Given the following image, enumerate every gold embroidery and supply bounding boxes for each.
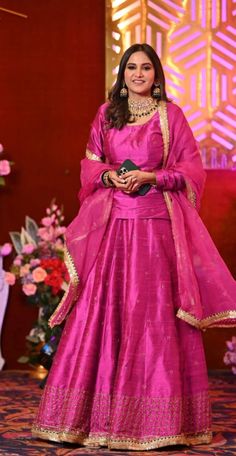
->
[48,245,79,328]
[185,179,197,207]
[157,101,174,234]
[201,310,236,328]
[177,308,236,330]
[157,100,169,167]
[163,192,172,215]
[177,309,201,329]
[32,387,211,449]
[86,148,102,162]
[32,427,212,450]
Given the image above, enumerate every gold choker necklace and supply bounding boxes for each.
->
[128,97,158,121]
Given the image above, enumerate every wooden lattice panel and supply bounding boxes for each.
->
[106,0,236,168]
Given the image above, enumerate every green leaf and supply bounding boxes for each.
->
[0,176,5,186]
[17,356,29,363]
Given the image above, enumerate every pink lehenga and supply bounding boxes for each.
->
[32,101,236,451]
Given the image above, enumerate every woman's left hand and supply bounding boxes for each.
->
[122,170,156,193]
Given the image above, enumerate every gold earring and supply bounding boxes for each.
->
[120,82,128,98]
[152,82,161,99]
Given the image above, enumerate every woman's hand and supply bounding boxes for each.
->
[120,170,156,193]
[107,170,131,190]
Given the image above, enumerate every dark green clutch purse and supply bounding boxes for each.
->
[117,159,151,196]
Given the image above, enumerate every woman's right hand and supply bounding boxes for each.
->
[108,170,130,190]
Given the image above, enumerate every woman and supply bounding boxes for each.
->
[32,44,236,451]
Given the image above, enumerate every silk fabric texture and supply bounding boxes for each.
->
[32,101,236,450]
[49,101,236,330]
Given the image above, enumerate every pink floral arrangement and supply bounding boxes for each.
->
[4,201,69,367]
[0,143,12,186]
[224,337,236,374]
[5,201,68,299]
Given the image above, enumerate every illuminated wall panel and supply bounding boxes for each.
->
[106,0,236,169]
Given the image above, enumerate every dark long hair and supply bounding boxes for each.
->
[106,43,169,129]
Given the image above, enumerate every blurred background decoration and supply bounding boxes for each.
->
[106,0,236,169]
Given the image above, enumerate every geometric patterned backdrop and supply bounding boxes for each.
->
[106,0,236,168]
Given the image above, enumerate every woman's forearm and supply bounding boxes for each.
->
[141,171,157,185]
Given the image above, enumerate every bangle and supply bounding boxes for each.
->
[102,171,114,187]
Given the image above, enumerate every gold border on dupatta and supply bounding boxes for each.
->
[49,148,103,327]
[157,101,169,167]
[185,179,197,208]
[158,101,196,208]
[48,245,79,328]
[32,426,212,450]
[178,308,236,330]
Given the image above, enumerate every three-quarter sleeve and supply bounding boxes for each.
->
[154,169,186,191]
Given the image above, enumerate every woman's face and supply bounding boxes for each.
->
[124,51,155,99]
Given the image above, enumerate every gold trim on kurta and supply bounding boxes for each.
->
[86,148,103,162]
[32,427,212,450]
[48,245,79,328]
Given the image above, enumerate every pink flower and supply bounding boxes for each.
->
[22,243,35,254]
[5,272,16,285]
[13,257,22,266]
[0,243,12,256]
[0,144,4,153]
[22,283,37,296]
[52,204,58,211]
[30,258,40,267]
[20,264,31,277]
[41,216,54,227]
[229,352,236,364]
[0,160,10,176]
[226,341,235,351]
[38,226,54,241]
[55,239,64,250]
[226,337,236,352]
[55,226,66,237]
[32,267,47,283]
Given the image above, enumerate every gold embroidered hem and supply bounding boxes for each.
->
[177,308,236,330]
[32,426,212,451]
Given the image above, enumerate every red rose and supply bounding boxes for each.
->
[41,258,64,273]
[45,270,63,295]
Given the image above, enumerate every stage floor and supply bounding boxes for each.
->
[0,370,235,455]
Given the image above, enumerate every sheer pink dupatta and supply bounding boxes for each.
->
[49,106,115,328]
[160,102,236,329]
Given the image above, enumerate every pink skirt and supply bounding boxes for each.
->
[32,217,212,450]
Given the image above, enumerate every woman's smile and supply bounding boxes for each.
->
[124,51,155,99]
